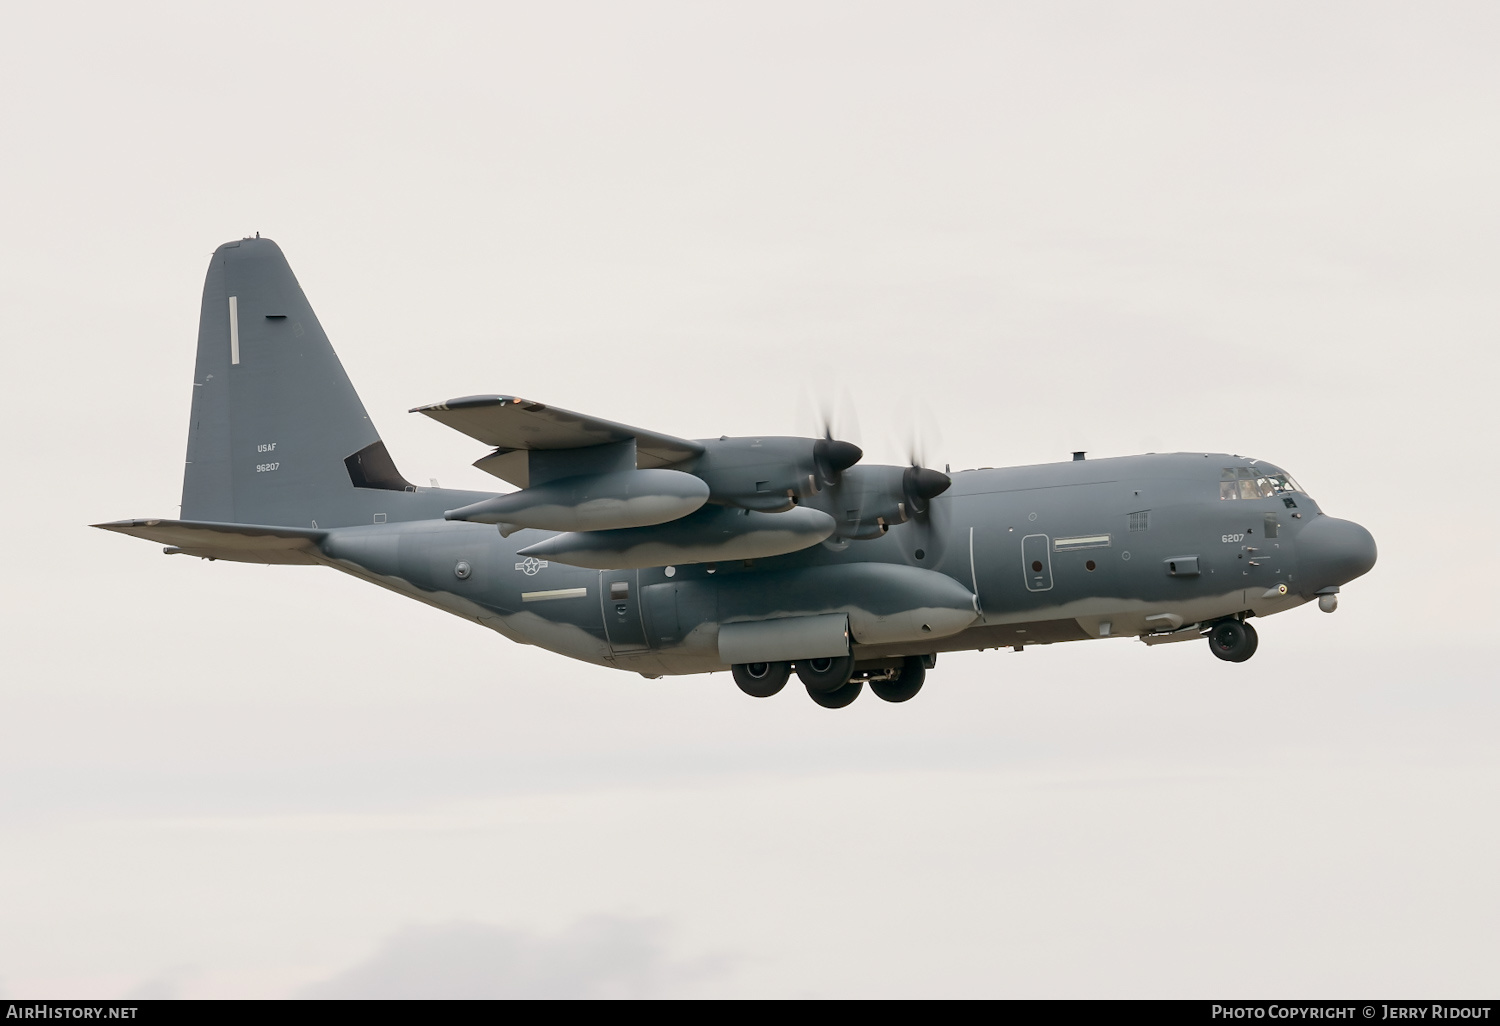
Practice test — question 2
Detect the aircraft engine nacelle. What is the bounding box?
[443,468,709,533]
[808,464,953,539]
[689,436,862,512]
[819,465,908,538]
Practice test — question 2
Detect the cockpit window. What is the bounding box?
[1220,465,1302,500]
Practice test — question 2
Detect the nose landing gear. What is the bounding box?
[1207,619,1259,663]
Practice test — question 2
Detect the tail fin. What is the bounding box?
[182,237,413,527]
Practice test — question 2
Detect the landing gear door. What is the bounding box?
[1022,534,1053,592]
[600,569,649,652]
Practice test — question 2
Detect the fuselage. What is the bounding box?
[316,451,1376,677]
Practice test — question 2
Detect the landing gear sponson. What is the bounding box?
[732,656,930,709]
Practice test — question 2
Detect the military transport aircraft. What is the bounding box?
[96,238,1377,709]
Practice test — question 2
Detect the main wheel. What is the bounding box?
[732,661,791,697]
[1240,620,1259,660]
[807,679,863,709]
[870,659,925,703]
[1208,620,1258,662]
[795,655,856,693]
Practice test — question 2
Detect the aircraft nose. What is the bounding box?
[1297,515,1377,592]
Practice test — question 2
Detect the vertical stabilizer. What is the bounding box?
[181,238,410,528]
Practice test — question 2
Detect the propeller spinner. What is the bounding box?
[814,436,863,487]
[902,464,951,516]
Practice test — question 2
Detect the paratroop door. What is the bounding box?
[1022,534,1053,592]
[600,569,649,652]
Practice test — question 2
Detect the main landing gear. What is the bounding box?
[1207,619,1259,663]
[870,659,925,703]
[731,661,791,697]
[730,656,929,708]
[800,655,863,709]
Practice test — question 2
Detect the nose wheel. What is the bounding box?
[1207,620,1259,662]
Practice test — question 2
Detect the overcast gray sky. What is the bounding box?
[1,1,1496,998]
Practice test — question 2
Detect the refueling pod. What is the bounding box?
[444,468,708,533]
[517,504,836,569]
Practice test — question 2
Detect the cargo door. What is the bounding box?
[600,569,649,652]
[1022,534,1053,592]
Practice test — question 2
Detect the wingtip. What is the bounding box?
[411,395,519,415]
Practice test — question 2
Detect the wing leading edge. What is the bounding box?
[411,395,704,488]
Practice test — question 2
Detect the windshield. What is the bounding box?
[1219,464,1303,500]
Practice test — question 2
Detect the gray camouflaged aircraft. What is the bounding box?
[97,238,1377,708]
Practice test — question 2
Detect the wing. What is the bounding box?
[410,395,704,487]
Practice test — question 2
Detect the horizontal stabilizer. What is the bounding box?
[92,519,327,565]
[411,395,704,487]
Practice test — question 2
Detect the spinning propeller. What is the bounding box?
[798,391,951,538]
[809,389,864,488]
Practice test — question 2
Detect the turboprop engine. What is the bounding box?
[805,463,953,539]
[688,436,863,511]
